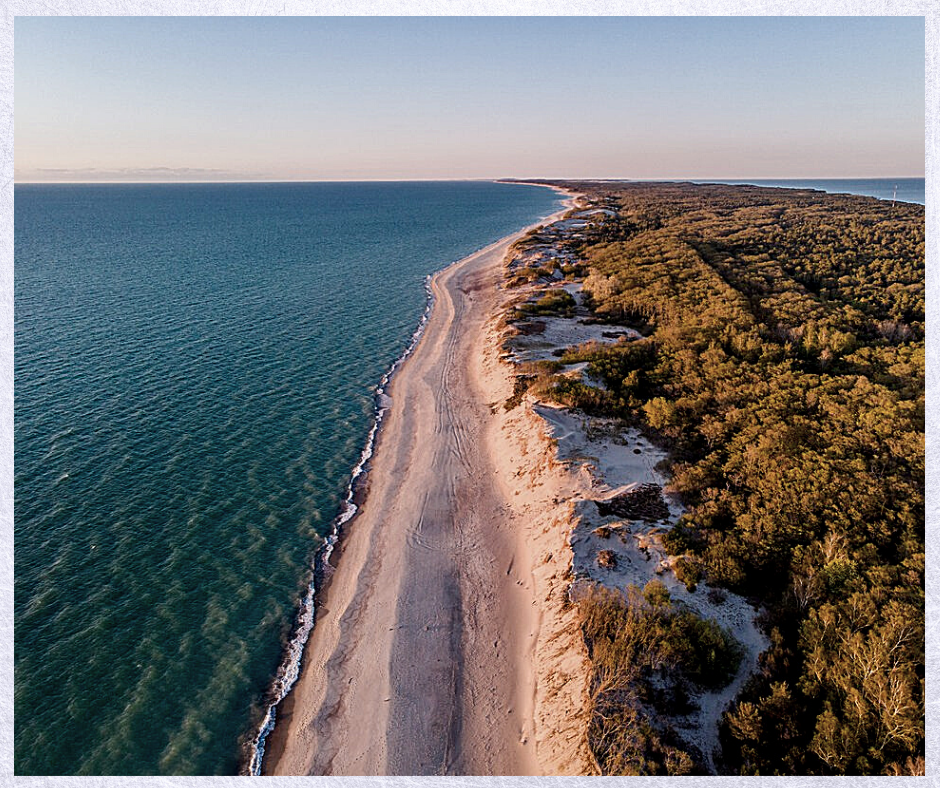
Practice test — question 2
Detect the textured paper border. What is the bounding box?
[1,4,934,786]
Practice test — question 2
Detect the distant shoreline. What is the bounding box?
[501,176,926,206]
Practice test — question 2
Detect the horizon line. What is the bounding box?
[13,174,927,185]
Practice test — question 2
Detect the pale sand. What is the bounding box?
[266,194,593,776]
[537,405,768,769]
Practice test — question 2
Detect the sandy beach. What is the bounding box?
[265,194,593,776]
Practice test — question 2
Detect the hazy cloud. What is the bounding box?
[16,166,273,182]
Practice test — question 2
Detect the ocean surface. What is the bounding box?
[695,177,925,205]
[14,181,562,775]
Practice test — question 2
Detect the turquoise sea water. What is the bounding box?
[696,177,925,205]
[14,181,562,775]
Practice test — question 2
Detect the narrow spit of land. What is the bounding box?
[265,198,573,776]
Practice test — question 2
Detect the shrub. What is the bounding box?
[674,556,703,592]
[579,582,742,775]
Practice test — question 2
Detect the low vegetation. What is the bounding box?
[580,581,742,774]
[515,289,576,317]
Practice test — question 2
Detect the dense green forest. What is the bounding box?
[519,182,924,775]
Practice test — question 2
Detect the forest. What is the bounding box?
[522,181,925,775]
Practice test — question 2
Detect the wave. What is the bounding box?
[246,274,436,776]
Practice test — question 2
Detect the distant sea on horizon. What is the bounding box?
[14,181,563,775]
[693,177,925,205]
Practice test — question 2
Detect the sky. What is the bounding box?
[14,16,925,182]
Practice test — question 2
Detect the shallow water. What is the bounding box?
[14,181,561,775]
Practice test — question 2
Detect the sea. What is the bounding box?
[694,177,926,205]
[13,181,563,775]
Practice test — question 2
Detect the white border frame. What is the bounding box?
[1,4,934,785]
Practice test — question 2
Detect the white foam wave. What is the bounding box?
[247,275,436,776]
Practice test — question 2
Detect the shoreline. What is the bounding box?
[246,276,437,775]
[260,185,580,775]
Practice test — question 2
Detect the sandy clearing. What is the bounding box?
[534,404,768,770]
[505,318,640,363]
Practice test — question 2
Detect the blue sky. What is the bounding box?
[14,16,925,181]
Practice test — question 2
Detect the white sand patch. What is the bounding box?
[510,246,576,271]
[534,406,675,505]
[557,362,607,391]
[574,208,617,218]
[551,218,591,231]
[530,402,768,772]
[559,361,589,377]
[560,281,585,308]
[507,318,640,363]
